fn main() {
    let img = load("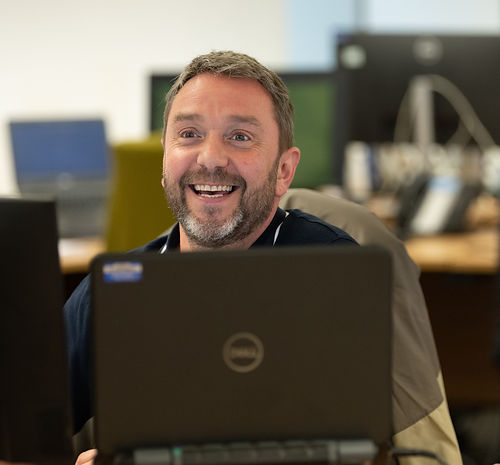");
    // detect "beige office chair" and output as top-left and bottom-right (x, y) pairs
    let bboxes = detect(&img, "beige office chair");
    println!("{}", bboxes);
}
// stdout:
(280, 188), (462, 465)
